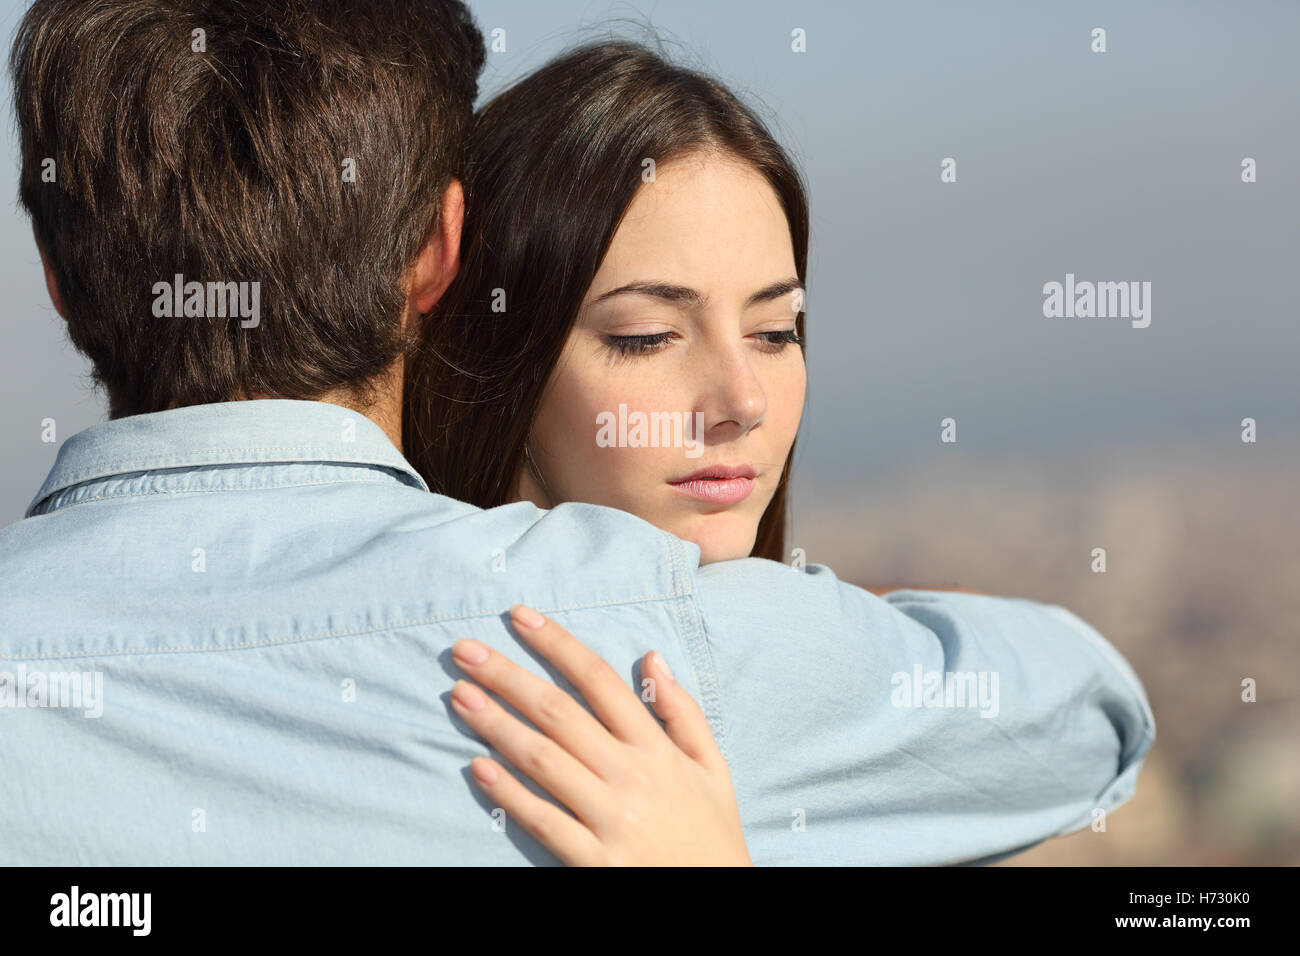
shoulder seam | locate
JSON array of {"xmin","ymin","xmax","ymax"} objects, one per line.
[
  {"xmin": 661, "ymin": 529, "xmax": 727, "ymax": 760},
  {"xmin": 0, "ymin": 592, "xmax": 686, "ymax": 662}
]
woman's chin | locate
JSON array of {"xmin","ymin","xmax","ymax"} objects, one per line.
[{"xmin": 666, "ymin": 516, "xmax": 758, "ymax": 565}]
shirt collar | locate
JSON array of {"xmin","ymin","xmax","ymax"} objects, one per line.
[{"xmin": 27, "ymin": 399, "xmax": 428, "ymax": 516}]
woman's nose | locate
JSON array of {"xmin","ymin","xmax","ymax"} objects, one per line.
[{"xmin": 695, "ymin": 347, "xmax": 767, "ymax": 441}]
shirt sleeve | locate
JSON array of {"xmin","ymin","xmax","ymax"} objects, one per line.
[{"xmin": 689, "ymin": 557, "xmax": 1156, "ymax": 865}]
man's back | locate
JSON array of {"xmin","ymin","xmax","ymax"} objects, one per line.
[{"xmin": 0, "ymin": 400, "xmax": 1154, "ymax": 864}]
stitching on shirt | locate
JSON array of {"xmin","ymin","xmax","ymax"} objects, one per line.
[
  {"xmin": 0, "ymin": 592, "xmax": 686, "ymax": 662},
  {"xmin": 46, "ymin": 446, "xmax": 413, "ymax": 489},
  {"xmin": 33, "ymin": 477, "xmax": 407, "ymax": 515},
  {"xmin": 661, "ymin": 531, "xmax": 727, "ymax": 760}
]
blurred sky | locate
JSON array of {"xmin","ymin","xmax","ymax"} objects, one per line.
[{"xmin": 1, "ymin": 0, "xmax": 1296, "ymax": 524}]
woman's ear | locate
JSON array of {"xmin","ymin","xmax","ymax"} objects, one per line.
[
  {"xmin": 35, "ymin": 230, "xmax": 68, "ymax": 319},
  {"xmin": 408, "ymin": 179, "xmax": 465, "ymax": 317}
]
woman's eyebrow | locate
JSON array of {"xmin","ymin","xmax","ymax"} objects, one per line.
[
  {"xmin": 589, "ymin": 282, "xmax": 705, "ymax": 308},
  {"xmin": 587, "ymin": 277, "xmax": 803, "ymax": 309},
  {"xmin": 744, "ymin": 277, "xmax": 803, "ymax": 307}
]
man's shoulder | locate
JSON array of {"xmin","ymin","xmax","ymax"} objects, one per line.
[
  {"xmin": 361, "ymin": 494, "xmax": 696, "ymax": 610},
  {"xmin": 0, "ymin": 481, "xmax": 694, "ymax": 658}
]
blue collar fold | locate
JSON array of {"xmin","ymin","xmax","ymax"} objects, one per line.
[{"xmin": 27, "ymin": 400, "xmax": 428, "ymax": 516}]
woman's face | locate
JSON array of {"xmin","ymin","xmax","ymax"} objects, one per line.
[{"xmin": 515, "ymin": 150, "xmax": 806, "ymax": 564}]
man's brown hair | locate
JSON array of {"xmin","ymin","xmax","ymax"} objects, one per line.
[{"xmin": 11, "ymin": 0, "xmax": 485, "ymax": 418}]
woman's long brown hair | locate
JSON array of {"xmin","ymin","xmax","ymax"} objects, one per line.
[{"xmin": 404, "ymin": 39, "xmax": 809, "ymax": 561}]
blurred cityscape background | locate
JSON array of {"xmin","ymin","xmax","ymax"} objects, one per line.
[{"xmin": 793, "ymin": 443, "xmax": 1300, "ymax": 865}]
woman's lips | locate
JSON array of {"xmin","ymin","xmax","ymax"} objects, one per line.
[{"xmin": 667, "ymin": 465, "xmax": 756, "ymax": 505}]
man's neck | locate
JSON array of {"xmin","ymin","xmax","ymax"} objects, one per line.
[
  {"xmin": 248, "ymin": 361, "xmax": 405, "ymax": 452},
  {"xmin": 361, "ymin": 392, "xmax": 403, "ymax": 452}
]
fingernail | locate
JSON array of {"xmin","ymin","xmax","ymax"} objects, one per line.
[
  {"xmin": 452, "ymin": 638, "xmax": 489, "ymax": 666},
  {"xmin": 511, "ymin": 604, "xmax": 546, "ymax": 629},
  {"xmin": 652, "ymin": 652, "xmax": 674, "ymax": 681},
  {"xmin": 450, "ymin": 680, "xmax": 487, "ymax": 711},
  {"xmin": 470, "ymin": 759, "xmax": 499, "ymax": 786}
]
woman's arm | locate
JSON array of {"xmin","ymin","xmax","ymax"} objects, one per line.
[{"xmin": 695, "ymin": 558, "xmax": 1155, "ymax": 864}]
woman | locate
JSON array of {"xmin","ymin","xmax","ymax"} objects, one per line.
[
  {"xmin": 405, "ymin": 39, "xmax": 810, "ymax": 866},
  {"xmin": 405, "ymin": 39, "xmax": 806, "ymax": 566}
]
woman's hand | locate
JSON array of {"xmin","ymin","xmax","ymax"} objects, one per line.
[{"xmin": 447, "ymin": 604, "xmax": 752, "ymax": 866}]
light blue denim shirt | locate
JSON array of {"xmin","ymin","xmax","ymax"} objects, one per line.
[{"xmin": 0, "ymin": 400, "xmax": 1154, "ymax": 865}]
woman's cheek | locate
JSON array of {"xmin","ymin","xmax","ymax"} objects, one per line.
[
  {"xmin": 543, "ymin": 376, "xmax": 665, "ymax": 507},
  {"xmin": 595, "ymin": 386, "xmax": 689, "ymax": 504},
  {"xmin": 754, "ymin": 358, "xmax": 804, "ymax": 454},
  {"xmin": 777, "ymin": 358, "xmax": 807, "ymax": 442},
  {"xmin": 562, "ymin": 393, "xmax": 615, "ymax": 496}
]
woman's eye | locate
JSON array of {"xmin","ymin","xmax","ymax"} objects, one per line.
[
  {"xmin": 753, "ymin": 329, "xmax": 804, "ymax": 351},
  {"xmin": 603, "ymin": 331, "xmax": 675, "ymax": 356},
  {"xmin": 602, "ymin": 329, "xmax": 803, "ymax": 358}
]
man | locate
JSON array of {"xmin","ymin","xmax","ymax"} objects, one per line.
[{"xmin": 0, "ymin": 0, "xmax": 1152, "ymax": 865}]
